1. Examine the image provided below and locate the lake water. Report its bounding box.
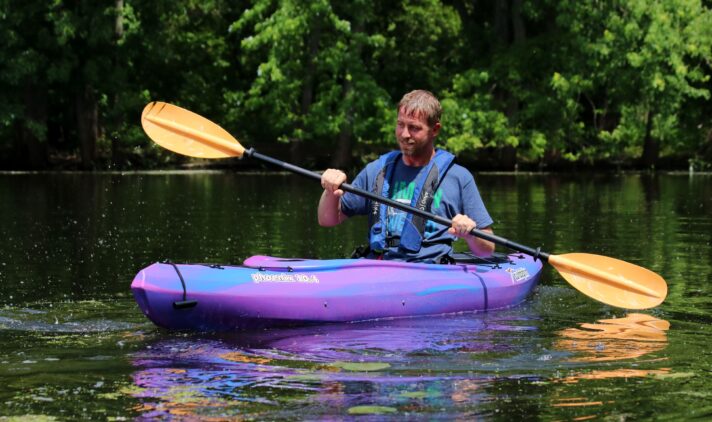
[0,171,710,420]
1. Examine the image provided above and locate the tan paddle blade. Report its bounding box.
[548,253,667,309]
[141,102,245,158]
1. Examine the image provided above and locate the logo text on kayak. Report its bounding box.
[505,267,530,283]
[251,272,320,284]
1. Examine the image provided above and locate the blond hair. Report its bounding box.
[398,90,442,127]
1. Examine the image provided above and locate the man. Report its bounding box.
[318,90,495,262]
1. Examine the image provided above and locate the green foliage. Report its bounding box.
[0,0,710,169]
[554,0,711,163]
[228,0,392,159]
[441,71,516,153]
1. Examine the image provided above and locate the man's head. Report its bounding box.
[397,90,442,127]
[396,90,441,162]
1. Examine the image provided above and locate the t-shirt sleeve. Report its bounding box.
[461,173,494,230]
[339,166,371,217]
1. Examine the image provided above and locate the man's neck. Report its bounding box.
[401,148,436,167]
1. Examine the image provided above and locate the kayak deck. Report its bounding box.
[131,254,543,330]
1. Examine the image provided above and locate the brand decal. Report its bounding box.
[251,272,320,284]
[506,267,530,283]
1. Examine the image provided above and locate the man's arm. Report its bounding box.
[464,226,495,257]
[318,169,349,227]
[449,214,495,257]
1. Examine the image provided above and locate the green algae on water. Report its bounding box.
[347,405,398,415]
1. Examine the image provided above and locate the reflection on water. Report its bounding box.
[555,313,669,363]
[557,368,671,384]
[124,311,680,419]
[125,310,672,419]
[0,172,709,420]
[126,309,672,417]
[548,313,671,416]
[128,313,537,419]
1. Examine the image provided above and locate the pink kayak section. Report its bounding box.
[131,254,543,330]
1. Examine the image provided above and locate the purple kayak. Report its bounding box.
[131,253,543,330]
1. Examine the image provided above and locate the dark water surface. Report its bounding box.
[0,171,710,420]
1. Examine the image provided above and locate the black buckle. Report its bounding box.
[386,237,401,248]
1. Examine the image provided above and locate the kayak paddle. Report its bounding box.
[140,101,668,309]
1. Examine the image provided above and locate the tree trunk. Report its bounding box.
[333,78,354,168]
[702,128,712,162]
[641,109,658,168]
[332,15,364,169]
[493,0,509,46]
[511,0,526,44]
[291,21,322,164]
[110,0,124,168]
[76,84,99,169]
[20,82,49,169]
[492,0,524,170]
[114,0,124,38]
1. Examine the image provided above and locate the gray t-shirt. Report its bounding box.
[341,158,493,262]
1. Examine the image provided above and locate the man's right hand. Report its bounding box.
[318,169,348,227]
[321,169,348,197]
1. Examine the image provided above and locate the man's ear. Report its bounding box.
[432,122,441,136]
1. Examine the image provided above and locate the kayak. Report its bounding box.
[131,253,543,330]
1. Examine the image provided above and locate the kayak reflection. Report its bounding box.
[127,313,537,419]
[125,312,673,419]
[555,313,669,363]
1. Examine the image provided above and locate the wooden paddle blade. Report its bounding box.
[141,102,245,158]
[548,253,667,309]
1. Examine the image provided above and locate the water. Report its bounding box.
[0,171,710,419]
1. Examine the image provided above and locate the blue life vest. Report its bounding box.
[368,149,456,253]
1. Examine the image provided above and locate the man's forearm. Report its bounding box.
[465,228,495,257]
[318,191,346,226]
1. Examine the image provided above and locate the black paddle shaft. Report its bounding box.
[246,148,550,262]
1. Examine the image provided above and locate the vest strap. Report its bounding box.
[368,149,455,253]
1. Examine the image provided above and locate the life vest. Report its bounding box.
[369,149,456,253]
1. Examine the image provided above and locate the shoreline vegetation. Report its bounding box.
[13,149,710,174]
[2,1,710,172]
[2,163,710,176]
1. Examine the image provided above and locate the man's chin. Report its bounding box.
[399,145,415,156]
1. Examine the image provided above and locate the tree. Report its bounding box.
[229,0,392,166]
[554,0,712,167]
[230,0,469,167]
[1,1,709,170]
[0,0,56,168]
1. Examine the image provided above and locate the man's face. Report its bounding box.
[395,108,440,159]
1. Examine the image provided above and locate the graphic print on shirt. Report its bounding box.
[386,180,443,237]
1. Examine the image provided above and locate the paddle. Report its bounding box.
[140,101,668,309]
